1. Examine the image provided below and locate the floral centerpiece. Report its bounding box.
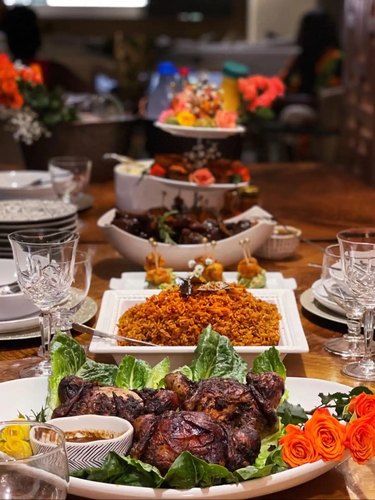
[237,75,285,120]
[0,53,76,145]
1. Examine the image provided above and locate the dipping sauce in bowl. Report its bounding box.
[64,429,120,443]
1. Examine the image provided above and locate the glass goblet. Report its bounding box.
[53,249,93,333]
[338,228,375,381]
[321,244,365,357]
[48,156,92,205]
[8,230,79,378]
[0,420,69,500]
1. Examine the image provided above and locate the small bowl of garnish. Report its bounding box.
[47,415,133,472]
[254,225,301,260]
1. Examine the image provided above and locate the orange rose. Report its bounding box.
[344,416,375,464]
[348,393,375,417]
[304,408,346,462]
[189,168,215,186]
[280,424,319,468]
[215,110,237,128]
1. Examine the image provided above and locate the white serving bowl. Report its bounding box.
[114,162,227,212]
[98,206,274,270]
[47,415,133,472]
[0,259,39,320]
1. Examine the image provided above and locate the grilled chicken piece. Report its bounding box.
[164,371,284,437]
[130,410,260,473]
[52,376,179,422]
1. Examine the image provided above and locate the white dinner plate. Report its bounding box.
[0,171,55,200]
[311,279,345,315]
[0,200,77,223]
[300,288,346,325]
[90,288,308,367]
[109,271,297,291]
[154,121,246,139]
[0,376,352,499]
[147,175,248,192]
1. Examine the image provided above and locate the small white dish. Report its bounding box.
[311,279,345,315]
[154,122,246,139]
[255,225,301,260]
[98,205,274,270]
[48,415,133,472]
[0,259,39,321]
[90,288,308,367]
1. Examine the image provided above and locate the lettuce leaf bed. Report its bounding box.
[47,326,294,489]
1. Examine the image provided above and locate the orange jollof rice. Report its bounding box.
[117,284,281,346]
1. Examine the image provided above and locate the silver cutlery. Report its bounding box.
[72,322,157,346]
[0,280,21,295]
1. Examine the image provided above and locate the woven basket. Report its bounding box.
[255,225,301,260]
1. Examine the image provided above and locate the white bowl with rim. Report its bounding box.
[0,258,39,320]
[48,415,133,472]
[0,170,55,200]
[98,206,274,270]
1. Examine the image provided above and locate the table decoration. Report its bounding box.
[0,53,76,145]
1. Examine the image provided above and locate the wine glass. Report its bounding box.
[0,420,69,500]
[321,244,365,357]
[53,249,93,333]
[8,230,79,378]
[337,228,375,381]
[48,156,92,205]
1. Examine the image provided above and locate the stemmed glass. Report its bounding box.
[8,230,79,378]
[321,244,364,357]
[0,420,69,500]
[53,249,92,333]
[337,228,375,381]
[48,156,92,205]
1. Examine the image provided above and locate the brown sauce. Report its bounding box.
[64,429,120,443]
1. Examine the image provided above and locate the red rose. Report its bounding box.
[189,168,215,186]
[149,163,167,177]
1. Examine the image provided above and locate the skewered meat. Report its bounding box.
[130,410,260,473]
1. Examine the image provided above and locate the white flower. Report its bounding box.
[5,107,49,145]
[205,258,214,266]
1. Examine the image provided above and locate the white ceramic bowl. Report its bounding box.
[0,170,55,200]
[48,415,133,472]
[98,207,274,270]
[0,259,39,320]
[114,162,227,212]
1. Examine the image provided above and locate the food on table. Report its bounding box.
[188,255,224,282]
[149,153,250,185]
[237,240,266,288]
[144,250,175,289]
[158,79,238,129]
[52,375,179,420]
[117,283,281,346]
[112,207,254,245]
[64,430,120,443]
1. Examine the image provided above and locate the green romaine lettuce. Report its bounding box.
[251,346,287,380]
[115,356,151,390]
[77,359,118,386]
[190,325,248,383]
[47,333,86,413]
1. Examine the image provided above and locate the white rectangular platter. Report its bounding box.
[109,272,297,291]
[90,288,308,368]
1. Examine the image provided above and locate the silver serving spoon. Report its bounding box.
[72,322,157,347]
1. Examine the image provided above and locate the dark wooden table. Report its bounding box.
[0,162,374,499]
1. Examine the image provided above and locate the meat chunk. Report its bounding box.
[129,410,260,473]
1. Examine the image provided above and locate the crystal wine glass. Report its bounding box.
[8,230,79,378]
[321,244,364,357]
[337,228,375,381]
[53,249,92,333]
[49,156,92,205]
[0,420,69,500]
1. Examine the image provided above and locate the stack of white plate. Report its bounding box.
[0,199,78,258]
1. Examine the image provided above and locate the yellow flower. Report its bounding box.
[177,111,196,127]
[0,438,33,459]
[1,423,30,442]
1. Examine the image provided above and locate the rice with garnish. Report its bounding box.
[117,283,281,346]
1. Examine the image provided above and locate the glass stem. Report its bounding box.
[39,312,52,360]
[361,308,374,366]
[346,316,361,337]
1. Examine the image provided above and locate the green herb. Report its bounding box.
[18,407,47,423]
[314,386,373,420]
[277,400,309,425]
[157,211,177,244]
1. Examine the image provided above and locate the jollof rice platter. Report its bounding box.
[117,283,281,346]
